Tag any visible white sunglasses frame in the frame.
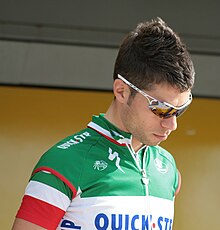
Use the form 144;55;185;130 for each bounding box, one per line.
117;74;192;113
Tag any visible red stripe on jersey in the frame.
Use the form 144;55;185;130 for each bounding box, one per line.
16;195;65;230
88;126;127;146
32;167;77;198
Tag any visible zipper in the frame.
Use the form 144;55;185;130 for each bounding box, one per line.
141;169;149;195
126;143;149;196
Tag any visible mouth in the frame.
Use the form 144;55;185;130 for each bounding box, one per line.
153;133;168;141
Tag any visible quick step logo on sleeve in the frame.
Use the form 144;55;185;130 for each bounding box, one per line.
57;132;90;149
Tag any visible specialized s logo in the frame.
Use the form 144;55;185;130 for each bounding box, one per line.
154;158;168;174
108;147;125;173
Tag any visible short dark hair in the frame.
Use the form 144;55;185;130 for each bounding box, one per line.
113;17;195;92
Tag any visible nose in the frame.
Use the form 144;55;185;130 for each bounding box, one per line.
160;116;177;131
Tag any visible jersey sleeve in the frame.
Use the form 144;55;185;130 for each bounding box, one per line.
16;171;72;230
174;169;181;196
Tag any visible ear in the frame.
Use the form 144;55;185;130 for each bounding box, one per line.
113;79;129;103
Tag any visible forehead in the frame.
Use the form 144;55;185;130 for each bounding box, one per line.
146;82;191;106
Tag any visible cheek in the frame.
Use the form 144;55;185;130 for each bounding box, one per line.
139;110;162;130
134;104;154;122
125;97;161;129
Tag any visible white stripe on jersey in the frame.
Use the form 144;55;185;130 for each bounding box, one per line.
25;181;71;211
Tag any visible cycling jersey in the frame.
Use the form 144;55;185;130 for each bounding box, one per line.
16;114;180;230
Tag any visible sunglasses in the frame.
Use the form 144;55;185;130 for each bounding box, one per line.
118;74;192;119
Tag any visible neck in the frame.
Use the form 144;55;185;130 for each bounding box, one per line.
105;101;144;152
104;100;126;132
132;138;144;152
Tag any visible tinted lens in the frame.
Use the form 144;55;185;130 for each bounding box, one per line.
149;101;190;118
151;107;175;118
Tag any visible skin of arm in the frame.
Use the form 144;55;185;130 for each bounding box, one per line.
12;218;46;230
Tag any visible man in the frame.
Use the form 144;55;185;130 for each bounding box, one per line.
12;18;195;230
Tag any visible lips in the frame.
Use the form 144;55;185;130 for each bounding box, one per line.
153;133;168;141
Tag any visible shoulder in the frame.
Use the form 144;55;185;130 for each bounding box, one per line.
38;127;99;162
31;128;100;194
32;127;101;185
55;128;98;150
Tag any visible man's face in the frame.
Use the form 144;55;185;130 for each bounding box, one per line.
119;82;191;146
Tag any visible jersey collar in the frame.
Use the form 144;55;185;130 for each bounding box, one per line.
87;114;132;146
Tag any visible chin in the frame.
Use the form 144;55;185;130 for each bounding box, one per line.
147;139;163;146
149;142;161;146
